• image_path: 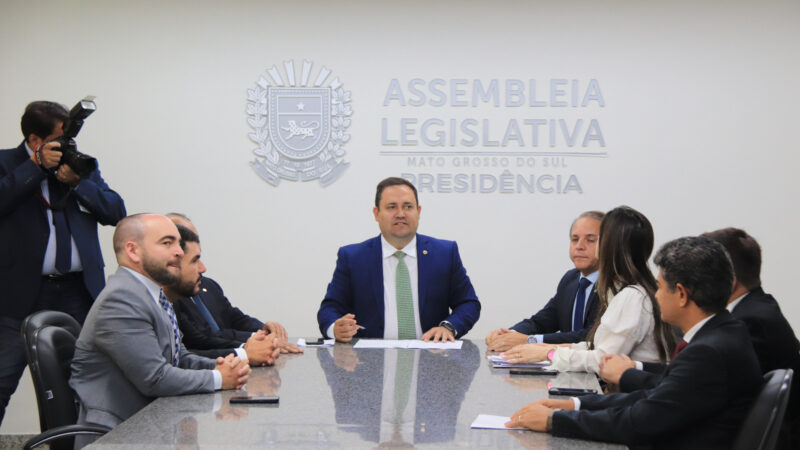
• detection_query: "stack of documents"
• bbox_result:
[353,339,463,350]
[488,354,552,369]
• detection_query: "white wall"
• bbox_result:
[2,0,799,434]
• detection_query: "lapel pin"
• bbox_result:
[423,250,428,255]
[202,288,208,292]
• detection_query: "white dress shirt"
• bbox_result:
[550,284,660,374]
[726,293,747,313]
[381,235,423,339]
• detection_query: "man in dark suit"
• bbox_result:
[485,211,604,351]
[506,236,763,449]
[163,224,285,366]
[164,213,299,356]
[702,228,799,447]
[0,100,126,424]
[601,228,800,448]
[70,214,249,446]
[317,177,480,342]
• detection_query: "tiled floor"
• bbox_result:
[0,434,36,449]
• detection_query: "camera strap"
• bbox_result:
[37,175,74,211]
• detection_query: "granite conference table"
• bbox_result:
[87,340,625,449]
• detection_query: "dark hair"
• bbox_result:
[654,236,734,314]
[20,101,69,142]
[175,224,199,251]
[587,206,676,362]
[375,177,418,208]
[570,210,605,235]
[700,228,761,290]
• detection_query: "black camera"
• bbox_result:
[52,97,98,178]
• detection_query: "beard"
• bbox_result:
[173,275,201,298]
[142,251,180,286]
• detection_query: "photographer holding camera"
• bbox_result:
[0,100,126,425]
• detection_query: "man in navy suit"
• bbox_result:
[506,236,762,449]
[317,177,480,342]
[485,211,604,351]
[163,214,299,356]
[0,100,126,424]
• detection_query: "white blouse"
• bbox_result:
[549,284,661,373]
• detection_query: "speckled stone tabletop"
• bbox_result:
[87,340,626,449]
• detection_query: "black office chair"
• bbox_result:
[732,368,793,450]
[21,321,109,449]
[21,310,81,433]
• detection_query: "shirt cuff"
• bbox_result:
[572,397,581,410]
[234,346,248,359]
[635,361,643,371]
[212,369,222,390]
[325,323,335,340]
[534,334,544,343]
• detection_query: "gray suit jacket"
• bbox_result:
[70,267,215,431]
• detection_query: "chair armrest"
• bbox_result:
[23,423,111,449]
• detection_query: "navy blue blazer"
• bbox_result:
[553,311,762,449]
[174,276,265,354]
[317,234,481,338]
[0,143,126,320]
[510,268,599,344]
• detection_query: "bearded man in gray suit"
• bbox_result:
[70,214,251,445]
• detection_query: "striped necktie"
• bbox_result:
[394,251,416,340]
[158,289,181,366]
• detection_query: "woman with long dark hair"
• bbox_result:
[502,206,676,372]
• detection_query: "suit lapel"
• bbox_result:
[369,237,385,325]
[118,268,176,363]
[12,143,50,230]
[416,235,428,315]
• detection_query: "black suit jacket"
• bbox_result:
[731,288,800,417]
[173,277,264,353]
[553,311,762,449]
[510,268,599,344]
[0,143,126,320]
[619,288,800,419]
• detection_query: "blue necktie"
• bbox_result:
[47,176,72,274]
[158,290,181,367]
[573,277,592,331]
[192,296,220,332]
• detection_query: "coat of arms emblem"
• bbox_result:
[248,60,351,186]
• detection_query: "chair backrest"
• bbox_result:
[21,310,81,434]
[732,368,793,450]
[26,326,80,450]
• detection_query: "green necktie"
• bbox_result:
[393,350,414,424]
[394,251,417,339]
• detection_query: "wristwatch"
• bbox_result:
[439,320,457,337]
[527,335,540,344]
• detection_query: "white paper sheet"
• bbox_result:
[470,414,526,430]
[353,339,463,349]
[488,354,551,368]
[406,340,463,350]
